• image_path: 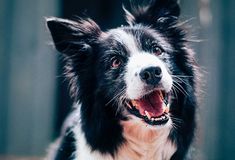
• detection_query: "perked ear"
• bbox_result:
[46,17,101,56]
[124,0,180,26]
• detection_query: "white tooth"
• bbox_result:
[163,105,166,112]
[155,118,158,121]
[165,104,170,113]
[145,111,151,119]
[159,91,164,100]
[151,118,154,121]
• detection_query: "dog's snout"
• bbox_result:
[139,66,162,85]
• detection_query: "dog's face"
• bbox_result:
[95,26,174,127]
[47,0,195,130]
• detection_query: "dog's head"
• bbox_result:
[47,0,197,145]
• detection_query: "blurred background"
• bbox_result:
[0,0,235,159]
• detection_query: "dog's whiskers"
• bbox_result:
[172,81,189,97]
[105,87,126,106]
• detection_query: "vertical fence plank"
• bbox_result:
[0,0,59,156]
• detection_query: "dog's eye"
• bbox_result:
[111,57,122,68]
[153,47,163,56]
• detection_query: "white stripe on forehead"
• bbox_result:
[108,27,173,54]
[108,29,139,54]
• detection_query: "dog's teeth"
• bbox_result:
[145,111,151,120]
[163,105,166,112]
[151,118,154,121]
[155,118,160,121]
[165,104,170,113]
[159,91,164,100]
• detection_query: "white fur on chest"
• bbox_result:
[73,115,176,160]
[117,119,176,160]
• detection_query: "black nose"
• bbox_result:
[139,66,162,85]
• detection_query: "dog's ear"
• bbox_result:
[124,0,180,26]
[46,17,101,56]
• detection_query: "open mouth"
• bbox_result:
[125,90,170,126]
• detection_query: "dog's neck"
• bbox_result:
[117,119,176,160]
[74,108,177,160]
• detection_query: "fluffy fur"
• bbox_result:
[46,0,199,159]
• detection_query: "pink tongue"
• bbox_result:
[137,91,164,117]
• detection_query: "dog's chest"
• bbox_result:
[116,121,176,160]
[74,120,176,160]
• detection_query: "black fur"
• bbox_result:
[54,128,76,160]
[46,0,199,159]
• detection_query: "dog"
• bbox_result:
[46,0,199,159]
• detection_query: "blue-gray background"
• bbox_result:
[0,0,234,159]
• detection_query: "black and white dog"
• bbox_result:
[46,0,199,159]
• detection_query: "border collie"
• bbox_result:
[46,0,199,159]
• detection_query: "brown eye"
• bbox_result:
[111,57,122,68]
[153,47,163,56]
